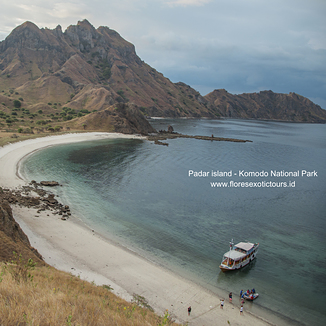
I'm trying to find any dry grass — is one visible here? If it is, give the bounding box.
[0,262,178,326]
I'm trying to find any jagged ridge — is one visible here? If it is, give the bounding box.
[205,89,326,123]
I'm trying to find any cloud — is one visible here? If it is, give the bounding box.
[48,2,90,19]
[0,1,92,33]
[164,0,212,7]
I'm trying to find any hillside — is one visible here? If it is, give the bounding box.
[0,196,44,264]
[0,193,179,325]
[0,19,325,131]
[65,102,157,134]
[205,89,326,123]
[0,19,210,124]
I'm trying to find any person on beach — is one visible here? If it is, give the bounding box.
[240,289,243,298]
[188,306,191,315]
[220,299,224,308]
[229,292,232,302]
[240,305,244,314]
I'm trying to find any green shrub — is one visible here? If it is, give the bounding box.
[13,100,21,108]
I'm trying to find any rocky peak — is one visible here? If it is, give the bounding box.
[77,19,95,30]
[1,21,45,51]
[65,19,98,51]
[52,24,63,38]
[13,21,40,34]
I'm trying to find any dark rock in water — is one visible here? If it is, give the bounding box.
[168,125,174,133]
[0,185,71,222]
[148,131,252,145]
[40,181,59,186]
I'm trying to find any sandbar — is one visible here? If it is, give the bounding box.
[0,132,281,325]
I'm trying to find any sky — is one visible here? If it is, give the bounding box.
[0,0,325,109]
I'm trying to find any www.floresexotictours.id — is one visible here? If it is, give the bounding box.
[210,180,296,188]
[187,169,318,188]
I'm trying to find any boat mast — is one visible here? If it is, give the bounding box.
[228,239,234,266]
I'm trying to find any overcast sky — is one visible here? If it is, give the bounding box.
[0,0,325,109]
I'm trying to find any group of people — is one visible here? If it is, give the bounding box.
[240,288,256,300]
[189,288,257,317]
[219,291,243,314]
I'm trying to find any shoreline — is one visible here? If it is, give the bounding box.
[0,132,283,325]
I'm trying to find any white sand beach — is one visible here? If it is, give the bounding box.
[0,132,282,325]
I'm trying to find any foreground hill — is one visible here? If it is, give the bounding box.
[0,196,44,264]
[0,193,178,325]
[0,19,325,129]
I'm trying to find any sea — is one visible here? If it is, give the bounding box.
[20,118,326,326]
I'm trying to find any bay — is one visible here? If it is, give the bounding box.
[21,119,326,326]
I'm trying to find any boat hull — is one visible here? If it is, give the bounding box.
[219,256,255,272]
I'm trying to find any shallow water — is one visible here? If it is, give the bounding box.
[21,119,326,325]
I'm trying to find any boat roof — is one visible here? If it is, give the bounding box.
[222,242,257,260]
[223,250,244,260]
[234,242,255,251]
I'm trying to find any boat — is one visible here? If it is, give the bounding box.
[243,292,259,301]
[219,240,259,272]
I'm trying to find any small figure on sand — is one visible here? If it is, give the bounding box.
[240,305,244,314]
[220,299,224,309]
[229,292,232,302]
[240,289,243,298]
[188,306,191,316]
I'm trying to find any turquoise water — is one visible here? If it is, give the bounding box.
[21,119,326,325]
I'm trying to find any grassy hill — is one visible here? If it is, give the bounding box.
[0,196,179,325]
[0,262,177,325]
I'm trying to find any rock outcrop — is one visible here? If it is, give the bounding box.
[0,180,76,263]
[65,103,157,134]
[0,192,44,264]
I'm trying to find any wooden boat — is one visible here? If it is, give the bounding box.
[219,240,259,272]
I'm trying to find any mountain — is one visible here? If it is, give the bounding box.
[205,89,326,123]
[0,19,325,127]
[0,20,209,120]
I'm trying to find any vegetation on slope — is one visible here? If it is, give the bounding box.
[0,86,93,134]
[0,196,178,325]
[0,260,176,326]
